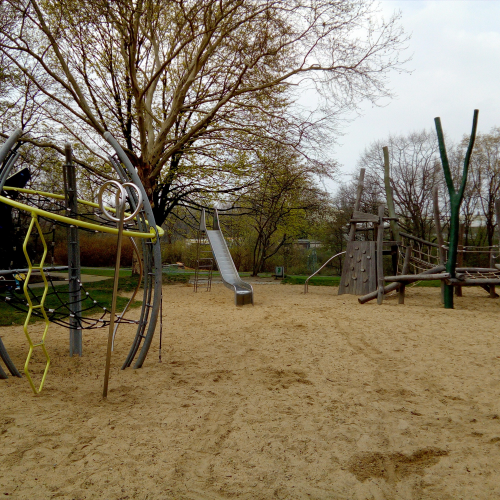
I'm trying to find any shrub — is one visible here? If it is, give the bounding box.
[55,232,134,267]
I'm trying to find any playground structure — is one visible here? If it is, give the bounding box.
[306,110,500,306]
[360,201,500,305]
[0,129,163,393]
[195,208,253,306]
[305,170,500,304]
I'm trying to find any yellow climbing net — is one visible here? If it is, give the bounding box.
[22,212,51,394]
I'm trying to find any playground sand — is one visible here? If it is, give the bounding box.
[1,283,500,499]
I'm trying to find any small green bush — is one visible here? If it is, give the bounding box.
[55,233,134,267]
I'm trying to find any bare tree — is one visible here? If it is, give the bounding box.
[462,128,500,247]
[0,0,408,224]
[358,131,442,241]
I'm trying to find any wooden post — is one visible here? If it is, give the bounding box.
[348,168,365,242]
[383,147,400,242]
[489,249,496,297]
[432,185,446,304]
[455,223,464,297]
[494,199,500,298]
[399,242,413,304]
[383,148,400,276]
[435,110,479,308]
[496,199,500,246]
[377,204,386,305]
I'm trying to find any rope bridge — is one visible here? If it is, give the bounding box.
[359,229,500,304]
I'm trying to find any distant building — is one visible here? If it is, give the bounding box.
[295,239,322,249]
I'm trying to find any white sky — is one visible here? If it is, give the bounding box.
[328,0,500,184]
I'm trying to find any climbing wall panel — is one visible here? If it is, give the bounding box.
[338,241,377,295]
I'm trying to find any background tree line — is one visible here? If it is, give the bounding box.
[157,124,498,277]
[354,127,500,247]
[317,126,500,275]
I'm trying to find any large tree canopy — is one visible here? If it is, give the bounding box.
[0,0,407,224]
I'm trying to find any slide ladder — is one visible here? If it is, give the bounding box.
[200,209,253,306]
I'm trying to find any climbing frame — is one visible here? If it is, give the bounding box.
[338,241,376,295]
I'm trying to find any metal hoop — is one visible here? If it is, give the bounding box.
[98,181,143,223]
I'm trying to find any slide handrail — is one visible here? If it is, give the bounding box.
[304,251,346,294]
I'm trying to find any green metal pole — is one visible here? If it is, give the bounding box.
[434,109,479,309]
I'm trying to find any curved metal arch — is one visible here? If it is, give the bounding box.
[0,130,26,378]
[108,155,156,369]
[103,132,163,369]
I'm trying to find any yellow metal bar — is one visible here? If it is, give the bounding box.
[5,186,127,213]
[22,212,51,394]
[0,195,162,240]
[4,186,66,200]
[2,187,164,238]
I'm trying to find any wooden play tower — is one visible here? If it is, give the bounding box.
[338,168,399,298]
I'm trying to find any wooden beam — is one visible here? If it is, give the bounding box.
[377,204,386,305]
[399,242,412,304]
[383,146,400,242]
[358,265,446,304]
[399,231,441,249]
[348,169,365,242]
[456,267,499,272]
[385,273,450,282]
[447,278,500,286]
[351,211,380,223]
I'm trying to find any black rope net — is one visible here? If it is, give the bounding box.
[0,139,161,374]
[1,271,139,330]
[0,187,146,332]
[458,269,500,279]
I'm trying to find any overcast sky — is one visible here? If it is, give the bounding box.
[329,0,500,184]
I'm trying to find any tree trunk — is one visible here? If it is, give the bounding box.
[435,110,478,309]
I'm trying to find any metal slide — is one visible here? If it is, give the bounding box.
[200,209,253,306]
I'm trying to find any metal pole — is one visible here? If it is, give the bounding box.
[100,180,143,398]
[64,144,82,356]
[103,132,162,369]
[102,187,126,398]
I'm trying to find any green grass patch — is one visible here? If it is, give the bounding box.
[412,280,442,288]
[282,275,341,286]
[82,267,194,283]
[0,302,33,327]
[162,274,190,284]
[81,267,133,277]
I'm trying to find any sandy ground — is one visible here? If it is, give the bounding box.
[0,283,500,499]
